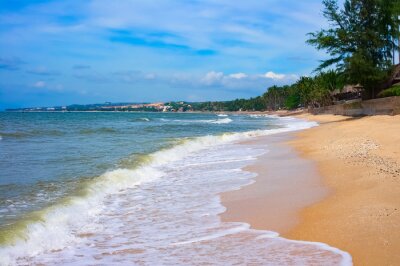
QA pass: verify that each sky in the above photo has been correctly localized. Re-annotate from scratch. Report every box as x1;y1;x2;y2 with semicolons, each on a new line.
0;0;329;110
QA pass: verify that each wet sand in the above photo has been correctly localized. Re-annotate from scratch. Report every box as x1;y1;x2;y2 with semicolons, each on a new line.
221;133;328;234
221;114;400;265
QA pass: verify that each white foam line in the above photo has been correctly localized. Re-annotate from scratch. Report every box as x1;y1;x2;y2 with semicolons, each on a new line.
172;224;250;246
254;232;352;266
211;118;232;124
231;117;351;266
159;118;232;124
0;116;320;265
175;156;259;168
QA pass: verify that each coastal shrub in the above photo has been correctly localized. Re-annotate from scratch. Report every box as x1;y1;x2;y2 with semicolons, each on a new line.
378;85;400;97
284;94;300;110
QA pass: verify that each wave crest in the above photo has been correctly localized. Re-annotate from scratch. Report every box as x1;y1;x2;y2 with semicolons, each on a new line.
0;117;319;265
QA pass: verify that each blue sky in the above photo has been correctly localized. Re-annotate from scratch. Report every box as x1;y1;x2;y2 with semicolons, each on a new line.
0;0;328;109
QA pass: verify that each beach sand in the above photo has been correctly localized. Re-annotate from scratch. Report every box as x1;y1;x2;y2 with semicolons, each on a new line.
221;114;400;265
221;133;328;234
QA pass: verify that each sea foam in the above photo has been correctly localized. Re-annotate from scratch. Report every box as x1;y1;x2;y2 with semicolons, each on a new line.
0;116;352;265
160;117;233;124
211;117;232;124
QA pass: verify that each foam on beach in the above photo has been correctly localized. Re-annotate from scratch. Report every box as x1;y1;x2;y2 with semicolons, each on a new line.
0;116;352;265
159;117;233;124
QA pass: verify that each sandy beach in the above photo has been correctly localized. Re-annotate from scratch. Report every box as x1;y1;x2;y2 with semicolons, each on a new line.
221;133;328;234
221;114;400;265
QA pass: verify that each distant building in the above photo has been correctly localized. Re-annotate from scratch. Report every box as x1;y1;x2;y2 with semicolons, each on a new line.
144;102;164;110
163;106;172;112
331;84;363;103
128;104;144;109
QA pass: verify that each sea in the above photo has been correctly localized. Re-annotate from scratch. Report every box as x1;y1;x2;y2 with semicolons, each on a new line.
0;112;352;265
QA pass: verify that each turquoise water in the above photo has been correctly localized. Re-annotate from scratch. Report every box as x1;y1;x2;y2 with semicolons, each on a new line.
0;112;273;228
0;112;352;265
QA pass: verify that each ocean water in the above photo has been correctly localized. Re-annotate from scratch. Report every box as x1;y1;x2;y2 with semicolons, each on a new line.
0;112;352;265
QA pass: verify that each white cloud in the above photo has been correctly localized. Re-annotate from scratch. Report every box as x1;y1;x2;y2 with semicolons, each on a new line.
263;71;286;80
197;70;298;91
144;73;156;80
201;71;224;85
229;73;248;79
75;0;326;63
31;81;64;91
70;68;298;93
33;81;46;88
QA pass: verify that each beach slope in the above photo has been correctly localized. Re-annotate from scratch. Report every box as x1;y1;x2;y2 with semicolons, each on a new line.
286;114;400;266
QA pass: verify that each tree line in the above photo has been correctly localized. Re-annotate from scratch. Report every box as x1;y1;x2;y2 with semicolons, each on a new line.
191;70;344;111
194;0;400;112
308;0;400;99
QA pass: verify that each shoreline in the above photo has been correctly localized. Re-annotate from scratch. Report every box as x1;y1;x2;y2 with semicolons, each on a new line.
221;114;400;265
286;114;400;266
220;132;328;234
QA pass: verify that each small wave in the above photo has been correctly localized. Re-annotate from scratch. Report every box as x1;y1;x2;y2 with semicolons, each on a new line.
211;118;232;124
173;224;250;245
249;114;265;118
130;118;150;122
217;114;228;117
159;118;232;124
0;117;319;265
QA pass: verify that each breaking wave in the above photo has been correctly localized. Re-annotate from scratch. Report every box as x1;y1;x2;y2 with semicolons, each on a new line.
130;117;150;122
0;116;352;266
160;118;233;124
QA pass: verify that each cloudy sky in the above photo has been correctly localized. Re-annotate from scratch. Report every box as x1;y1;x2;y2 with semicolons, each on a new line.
0;0;328;109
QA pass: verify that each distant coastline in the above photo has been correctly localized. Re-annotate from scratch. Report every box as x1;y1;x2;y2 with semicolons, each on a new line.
5;100;304;115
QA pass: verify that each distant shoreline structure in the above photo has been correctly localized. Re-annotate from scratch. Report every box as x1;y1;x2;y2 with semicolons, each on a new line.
6;101;194;113
5;100;268;113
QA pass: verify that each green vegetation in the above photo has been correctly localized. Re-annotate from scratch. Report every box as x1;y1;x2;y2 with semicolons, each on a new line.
191;97;265;112
307;0;400;98
194;0;400;112
191;70;344;111
378;84;400;97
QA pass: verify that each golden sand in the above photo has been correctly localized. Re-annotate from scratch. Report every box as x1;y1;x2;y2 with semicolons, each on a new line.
221;133;328;234
221;114;400;265
286;114;400;266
